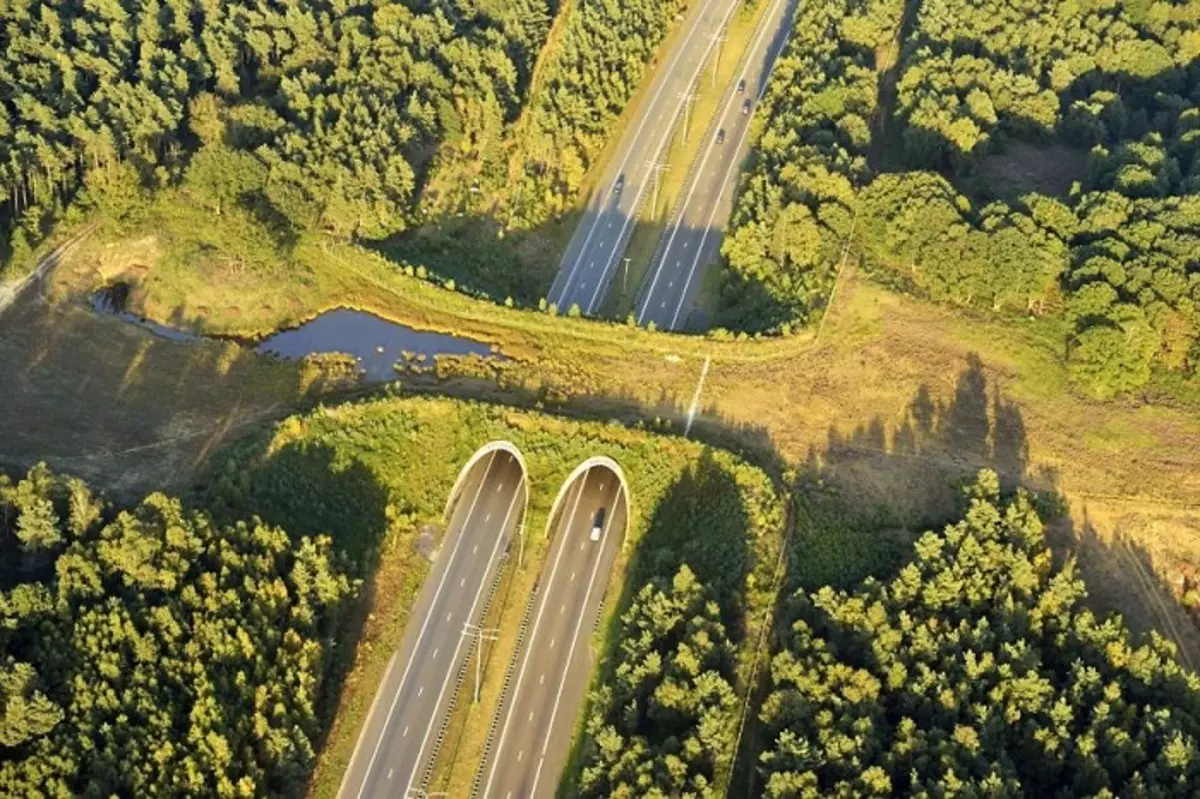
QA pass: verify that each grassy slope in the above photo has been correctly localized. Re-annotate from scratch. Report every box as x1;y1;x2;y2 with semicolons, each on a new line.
198;395;785;797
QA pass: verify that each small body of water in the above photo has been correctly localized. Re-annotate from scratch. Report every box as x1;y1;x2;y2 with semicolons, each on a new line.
256;308;496;382
90;284;497;382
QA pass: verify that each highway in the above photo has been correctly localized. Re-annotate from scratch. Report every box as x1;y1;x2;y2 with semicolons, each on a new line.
547;0;746;317
636;0;798;331
339;450;526;799
477;466;626;799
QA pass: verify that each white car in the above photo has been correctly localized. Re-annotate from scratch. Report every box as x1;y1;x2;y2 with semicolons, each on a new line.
590;507;606;542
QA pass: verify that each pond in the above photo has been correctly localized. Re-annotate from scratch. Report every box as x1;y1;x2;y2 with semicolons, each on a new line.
256;308;496;382
90;283;498;383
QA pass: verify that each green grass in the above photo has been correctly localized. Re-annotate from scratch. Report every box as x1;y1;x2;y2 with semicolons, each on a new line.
198;394;787;798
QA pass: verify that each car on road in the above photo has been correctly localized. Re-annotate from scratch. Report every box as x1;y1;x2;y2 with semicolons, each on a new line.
737;79;746;93
742;99;752;115
716;129;726;144
613;175;624;193
590;507;606;541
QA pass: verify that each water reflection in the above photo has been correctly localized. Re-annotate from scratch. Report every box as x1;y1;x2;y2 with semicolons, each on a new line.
256;308;495;382
90;284;498;383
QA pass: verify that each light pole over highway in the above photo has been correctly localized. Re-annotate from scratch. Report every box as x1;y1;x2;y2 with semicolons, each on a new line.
645;158;670;214
677;88;698;142
709;29;728;88
462;623;500;705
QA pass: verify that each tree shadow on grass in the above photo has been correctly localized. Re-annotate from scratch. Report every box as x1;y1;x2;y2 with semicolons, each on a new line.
198;438;395;776
1051;506;1200;672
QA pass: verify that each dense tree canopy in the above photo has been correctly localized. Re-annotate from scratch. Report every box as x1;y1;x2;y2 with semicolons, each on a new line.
579;565;739;798
722;0;1200;397
0;465;354;797
758;471;1200;797
719;0;899;332
0;0;552;264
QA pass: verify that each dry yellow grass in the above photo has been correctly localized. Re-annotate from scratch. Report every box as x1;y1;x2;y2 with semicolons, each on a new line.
16;227;1200;662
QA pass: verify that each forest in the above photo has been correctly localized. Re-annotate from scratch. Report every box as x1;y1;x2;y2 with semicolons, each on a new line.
757;471;1200;796
0;464;354;796
723;0;1200;398
0;0;553;265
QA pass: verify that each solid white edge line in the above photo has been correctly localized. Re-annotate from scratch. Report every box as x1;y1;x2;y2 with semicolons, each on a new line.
352;451;499;799
528;484;624;799
403;474;526;796
551;0;724;309
638;0;790;326
669;0;796;330
584;0;745;315
481;469;592;798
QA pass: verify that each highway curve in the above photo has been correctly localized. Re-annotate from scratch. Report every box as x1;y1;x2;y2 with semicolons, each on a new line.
636;0;798;331
477;465;627;799
339;449;526;799
548;0;746;317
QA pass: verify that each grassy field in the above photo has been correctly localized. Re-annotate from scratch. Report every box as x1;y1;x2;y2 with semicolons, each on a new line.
13;224;1200;670
195;395;785;798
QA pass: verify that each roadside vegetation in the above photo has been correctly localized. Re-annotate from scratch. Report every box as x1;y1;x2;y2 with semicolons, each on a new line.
757;471;1200;796
191;394;785;797
0;465;354;796
0;0;553;274
722;0;1200;400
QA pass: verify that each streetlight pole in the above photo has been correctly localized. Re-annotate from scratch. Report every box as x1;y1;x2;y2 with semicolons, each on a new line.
644;159;669;214
710;30;728;88
677;88;698;143
462;623;499;704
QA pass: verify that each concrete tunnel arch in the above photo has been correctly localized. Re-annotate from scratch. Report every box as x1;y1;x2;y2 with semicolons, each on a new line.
443;440;529;531
543;456;632;550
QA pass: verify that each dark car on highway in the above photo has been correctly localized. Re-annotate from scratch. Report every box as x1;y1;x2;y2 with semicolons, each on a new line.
716;129;726;144
737;79;746;93
613;175;624;193
590;507;606;541
742;98;752;115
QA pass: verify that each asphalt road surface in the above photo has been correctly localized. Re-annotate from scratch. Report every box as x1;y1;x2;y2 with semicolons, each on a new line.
636;0;798;331
547;0;746;317
339;450;526;799
478;466;626;799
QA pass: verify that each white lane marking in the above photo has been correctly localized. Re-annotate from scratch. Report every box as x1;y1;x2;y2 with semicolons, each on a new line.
683;241;689;249
528;712;534;722
560;604;566;615
528;484;624;799
661;301;667;308
418;686;424;698
582;0;745;316
461;578;466;587
485;513;491;522
483;469;594;797
447;612;453;622
403;726;409;737
518;751;524;763
668;0;793;330
473;545;479;554
496;482;504;492
354;451;499;798
607;221;613;228
551;0;726;307
570;571;576;581
432;648;439;659
550;638;556;649
387;769;393;781
638;0;790;328
540;674;545;685
669;280;674;288
403;476;526;797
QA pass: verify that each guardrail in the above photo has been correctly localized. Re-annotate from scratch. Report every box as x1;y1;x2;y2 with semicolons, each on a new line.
469;576;542;798
416;551;511;794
